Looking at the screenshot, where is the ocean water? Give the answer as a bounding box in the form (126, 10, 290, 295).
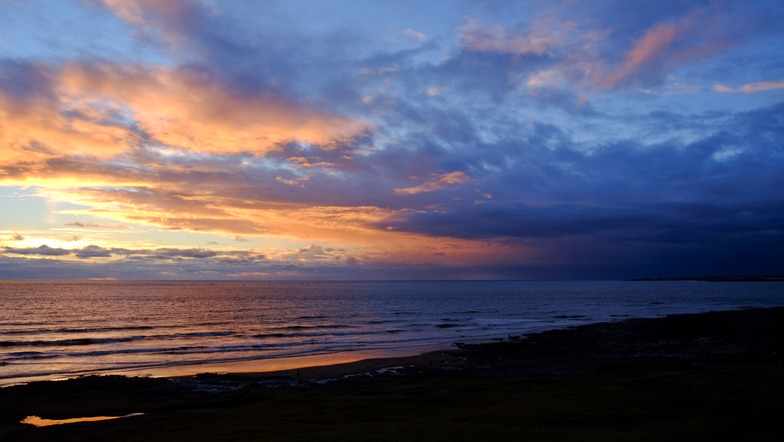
(1, 280, 782, 386)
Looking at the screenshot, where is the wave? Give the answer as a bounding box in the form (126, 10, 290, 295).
(184, 331, 234, 337)
(4, 351, 59, 360)
(251, 328, 378, 340)
(366, 319, 403, 325)
(275, 324, 355, 330)
(0, 325, 157, 336)
(0, 336, 145, 348)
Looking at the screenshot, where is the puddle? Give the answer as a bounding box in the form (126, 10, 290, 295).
(21, 412, 144, 427)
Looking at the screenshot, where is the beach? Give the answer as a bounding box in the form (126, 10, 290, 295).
(2, 306, 783, 441)
(6, 279, 784, 387)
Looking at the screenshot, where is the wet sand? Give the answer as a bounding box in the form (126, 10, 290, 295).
(2, 307, 783, 441)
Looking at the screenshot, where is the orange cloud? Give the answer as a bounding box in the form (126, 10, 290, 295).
(45, 179, 521, 266)
(394, 171, 471, 195)
(713, 80, 784, 93)
(0, 84, 137, 163)
(58, 63, 369, 154)
(0, 61, 369, 168)
(0, 157, 533, 270)
(470, 3, 744, 95)
(99, 0, 195, 50)
(602, 22, 679, 89)
(598, 5, 739, 91)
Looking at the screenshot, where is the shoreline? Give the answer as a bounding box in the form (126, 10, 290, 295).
(2, 306, 784, 440)
(181, 304, 784, 383)
(4, 306, 783, 386)
(0, 341, 466, 389)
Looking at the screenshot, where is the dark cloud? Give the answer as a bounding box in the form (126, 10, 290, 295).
(292, 244, 328, 257)
(108, 247, 218, 259)
(157, 248, 218, 259)
(100, 246, 264, 264)
(0, 59, 56, 101)
(216, 254, 265, 265)
(4, 245, 72, 256)
(374, 98, 784, 277)
(74, 245, 112, 259)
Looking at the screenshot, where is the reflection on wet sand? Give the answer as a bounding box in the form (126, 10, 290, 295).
(21, 412, 144, 427)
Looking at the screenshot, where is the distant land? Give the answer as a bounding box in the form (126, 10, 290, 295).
(632, 275, 784, 282)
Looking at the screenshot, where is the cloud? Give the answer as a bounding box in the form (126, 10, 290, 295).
(74, 244, 112, 259)
(0, 63, 138, 163)
(292, 243, 329, 258)
(376, 100, 784, 271)
(96, 0, 354, 102)
(714, 80, 784, 93)
(98, 0, 198, 51)
(394, 171, 471, 195)
(593, 3, 763, 91)
(453, 3, 767, 94)
(149, 248, 218, 259)
(403, 28, 426, 42)
(601, 21, 680, 89)
(458, 18, 567, 56)
(1, 0, 783, 280)
(58, 62, 370, 154)
(2, 242, 271, 264)
(65, 221, 129, 229)
(0, 59, 370, 169)
(9, 232, 25, 241)
(4, 244, 72, 256)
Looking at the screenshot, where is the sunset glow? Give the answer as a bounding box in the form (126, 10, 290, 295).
(1, 0, 783, 279)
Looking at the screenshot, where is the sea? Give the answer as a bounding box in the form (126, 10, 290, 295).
(1, 280, 782, 386)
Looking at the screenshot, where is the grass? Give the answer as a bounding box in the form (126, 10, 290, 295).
(5, 362, 779, 441)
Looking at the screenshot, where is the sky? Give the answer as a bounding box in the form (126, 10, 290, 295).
(0, 0, 783, 280)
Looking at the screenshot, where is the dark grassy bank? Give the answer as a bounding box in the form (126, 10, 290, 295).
(2, 307, 784, 441)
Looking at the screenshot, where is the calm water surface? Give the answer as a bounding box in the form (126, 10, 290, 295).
(1, 280, 782, 386)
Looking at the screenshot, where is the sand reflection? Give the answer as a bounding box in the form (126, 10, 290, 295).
(21, 412, 144, 427)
